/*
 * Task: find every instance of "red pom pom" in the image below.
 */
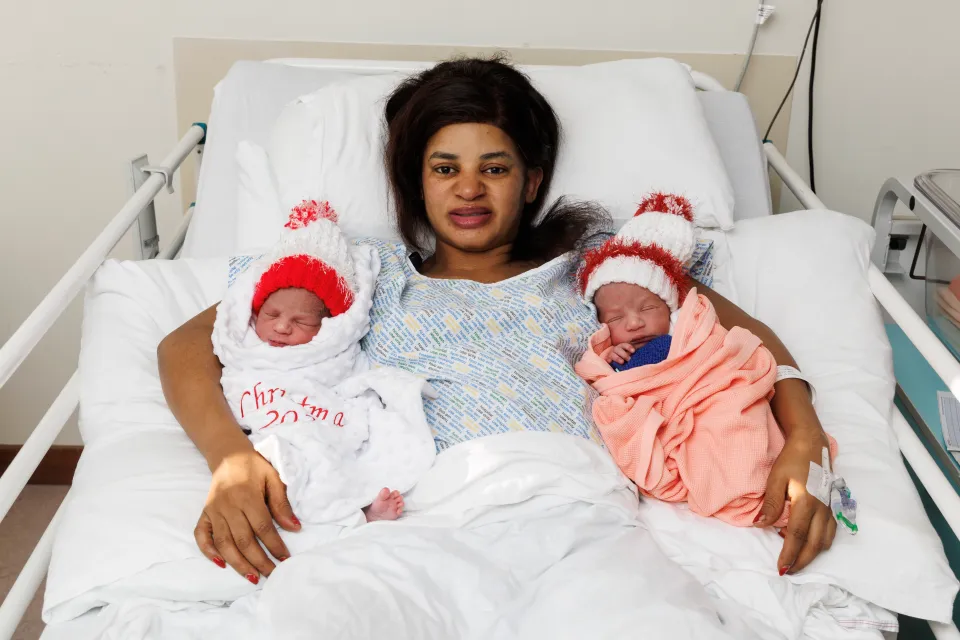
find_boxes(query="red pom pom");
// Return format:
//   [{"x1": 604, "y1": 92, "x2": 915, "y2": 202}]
[
  {"x1": 285, "y1": 200, "x2": 339, "y2": 230},
  {"x1": 635, "y1": 192, "x2": 693, "y2": 222}
]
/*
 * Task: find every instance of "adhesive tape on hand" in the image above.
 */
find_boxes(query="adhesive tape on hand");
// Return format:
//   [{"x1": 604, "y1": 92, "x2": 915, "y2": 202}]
[{"x1": 805, "y1": 447, "x2": 833, "y2": 507}]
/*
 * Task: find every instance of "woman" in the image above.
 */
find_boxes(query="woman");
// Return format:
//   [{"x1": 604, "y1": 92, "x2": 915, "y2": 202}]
[{"x1": 158, "y1": 56, "x2": 835, "y2": 586}]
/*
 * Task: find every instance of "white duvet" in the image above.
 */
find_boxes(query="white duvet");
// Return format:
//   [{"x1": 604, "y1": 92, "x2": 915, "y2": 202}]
[{"x1": 62, "y1": 434, "x2": 892, "y2": 640}]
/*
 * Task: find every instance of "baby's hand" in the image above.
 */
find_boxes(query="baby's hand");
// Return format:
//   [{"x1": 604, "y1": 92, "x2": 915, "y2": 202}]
[{"x1": 607, "y1": 343, "x2": 636, "y2": 365}]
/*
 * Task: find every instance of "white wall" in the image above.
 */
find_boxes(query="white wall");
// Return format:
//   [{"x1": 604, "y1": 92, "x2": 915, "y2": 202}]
[
  {"x1": 780, "y1": 0, "x2": 960, "y2": 215},
  {"x1": 0, "y1": 0, "x2": 956, "y2": 445}
]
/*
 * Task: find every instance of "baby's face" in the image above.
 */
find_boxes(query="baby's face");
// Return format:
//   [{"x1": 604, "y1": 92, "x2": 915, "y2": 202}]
[
  {"x1": 594, "y1": 282, "x2": 671, "y2": 347},
  {"x1": 254, "y1": 288, "x2": 330, "y2": 347}
]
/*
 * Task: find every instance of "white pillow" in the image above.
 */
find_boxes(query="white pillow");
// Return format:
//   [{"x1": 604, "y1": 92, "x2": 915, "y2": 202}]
[
  {"x1": 76, "y1": 259, "x2": 225, "y2": 444},
  {"x1": 722, "y1": 210, "x2": 957, "y2": 622},
  {"x1": 534, "y1": 58, "x2": 734, "y2": 230},
  {"x1": 49, "y1": 258, "x2": 248, "y2": 622},
  {"x1": 235, "y1": 74, "x2": 405, "y2": 253},
  {"x1": 238, "y1": 58, "x2": 735, "y2": 254}
]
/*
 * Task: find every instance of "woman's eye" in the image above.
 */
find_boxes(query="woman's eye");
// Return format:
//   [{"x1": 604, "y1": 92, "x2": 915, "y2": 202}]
[
  {"x1": 484, "y1": 166, "x2": 507, "y2": 175},
  {"x1": 434, "y1": 165, "x2": 455, "y2": 175}
]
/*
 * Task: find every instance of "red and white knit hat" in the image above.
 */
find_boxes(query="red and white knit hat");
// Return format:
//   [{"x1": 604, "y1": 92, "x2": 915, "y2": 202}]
[
  {"x1": 251, "y1": 200, "x2": 356, "y2": 317},
  {"x1": 579, "y1": 193, "x2": 696, "y2": 312}
]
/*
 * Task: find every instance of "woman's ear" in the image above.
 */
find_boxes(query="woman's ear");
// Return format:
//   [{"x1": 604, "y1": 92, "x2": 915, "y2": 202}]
[{"x1": 525, "y1": 167, "x2": 545, "y2": 203}]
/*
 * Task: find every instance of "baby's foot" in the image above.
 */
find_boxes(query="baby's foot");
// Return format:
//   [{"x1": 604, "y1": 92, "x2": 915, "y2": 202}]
[{"x1": 364, "y1": 488, "x2": 404, "y2": 522}]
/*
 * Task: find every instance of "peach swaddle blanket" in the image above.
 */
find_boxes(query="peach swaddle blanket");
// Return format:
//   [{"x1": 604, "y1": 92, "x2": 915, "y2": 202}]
[{"x1": 576, "y1": 289, "x2": 791, "y2": 526}]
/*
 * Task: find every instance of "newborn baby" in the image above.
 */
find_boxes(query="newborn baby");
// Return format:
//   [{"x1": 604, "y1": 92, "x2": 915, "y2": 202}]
[
  {"x1": 593, "y1": 282, "x2": 672, "y2": 371},
  {"x1": 251, "y1": 285, "x2": 404, "y2": 521},
  {"x1": 212, "y1": 200, "x2": 435, "y2": 532},
  {"x1": 576, "y1": 193, "x2": 836, "y2": 527},
  {"x1": 254, "y1": 286, "x2": 329, "y2": 348}
]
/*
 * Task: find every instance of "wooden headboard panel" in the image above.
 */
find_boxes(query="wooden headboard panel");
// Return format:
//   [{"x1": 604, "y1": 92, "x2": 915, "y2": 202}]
[{"x1": 173, "y1": 38, "x2": 796, "y2": 211}]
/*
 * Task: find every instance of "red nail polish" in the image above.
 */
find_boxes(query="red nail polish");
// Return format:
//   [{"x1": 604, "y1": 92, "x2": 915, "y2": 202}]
[
  {"x1": 752, "y1": 513, "x2": 763, "y2": 525},
  {"x1": 278, "y1": 556, "x2": 288, "y2": 562},
  {"x1": 778, "y1": 565, "x2": 791, "y2": 576},
  {"x1": 212, "y1": 556, "x2": 226, "y2": 569},
  {"x1": 777, "y1": 529, "x2": 786, "y2": 539},
  {"x1": 291, "y1": 515, "x2": 301, "y2": 527},
  {"x1": 246, "y1": 573, "x2": 259, "y2": 585}
]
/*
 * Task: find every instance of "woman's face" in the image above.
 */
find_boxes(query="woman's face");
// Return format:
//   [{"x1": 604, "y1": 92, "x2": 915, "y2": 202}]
[{"x1": 421, "y1": 123, "x2": 543, "y2": 253}]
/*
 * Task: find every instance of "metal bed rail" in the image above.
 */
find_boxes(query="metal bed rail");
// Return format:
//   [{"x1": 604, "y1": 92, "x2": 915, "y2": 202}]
[
  {"x1": 765, "y1": 141, "x2": 960, "y2": 639},
  {"x1": 0, "y1": 125, "x2": 204, "y2": 639}
]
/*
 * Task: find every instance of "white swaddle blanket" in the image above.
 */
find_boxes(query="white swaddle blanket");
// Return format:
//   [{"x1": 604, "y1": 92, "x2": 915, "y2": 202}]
[{"x1": 212, "y1": 243, "x2": 436, "y2": 525}]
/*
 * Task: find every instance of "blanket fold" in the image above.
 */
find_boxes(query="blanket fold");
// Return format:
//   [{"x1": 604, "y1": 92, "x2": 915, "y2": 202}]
[{"x1": 577, "y1": 289, "x2": 796, "y2": 526}]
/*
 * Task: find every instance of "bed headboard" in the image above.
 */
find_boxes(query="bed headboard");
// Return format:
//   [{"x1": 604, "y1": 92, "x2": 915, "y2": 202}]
[{"x1": 172, "y1": 38, "x2": 797, "y2": 212}]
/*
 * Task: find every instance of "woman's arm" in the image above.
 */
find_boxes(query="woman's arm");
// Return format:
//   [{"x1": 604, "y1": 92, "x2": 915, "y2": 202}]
[
  {"x1": 158, "y1": 305, "x2": 248, "y2": 466},
  {"x1": 695, "y1": 279, "x2": 837, "y2": 575},
  {"x1": 158, "y1": 305, "x2": 300, "y2": 580}
]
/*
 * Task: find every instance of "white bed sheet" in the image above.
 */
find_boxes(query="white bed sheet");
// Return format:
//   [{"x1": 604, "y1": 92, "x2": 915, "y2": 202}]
[{"x1": 181, "y1": 60, "x2": 771, "y2": 260}]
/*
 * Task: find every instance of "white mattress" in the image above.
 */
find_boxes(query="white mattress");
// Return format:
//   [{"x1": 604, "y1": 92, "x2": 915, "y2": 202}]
[{"x1": 180, "y1": 61, "x2": 771, "y2": 260}]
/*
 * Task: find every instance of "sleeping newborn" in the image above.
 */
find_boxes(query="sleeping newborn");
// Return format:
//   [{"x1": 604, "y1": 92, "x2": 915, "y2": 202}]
[
  {"x1": 577, "y1": 193, "x2": 837, "y2": 527},
  {"x1": 592, "y1": 281, "x2": 672, "y2": 371},
  {"x1": 250, "y1": 285, "x2": 404, "y2": 521},
  {"x1": 253, "y1": 286, "x2": 329, "y2": 348},
  {"x1": 212, "y1": 200, "x2": 436, "y2": 528}
]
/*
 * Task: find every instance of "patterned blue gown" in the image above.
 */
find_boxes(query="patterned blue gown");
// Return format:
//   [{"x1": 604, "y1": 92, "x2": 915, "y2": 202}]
[{"x1": 360, "y1": 240, "x2": 606, "y2": 452}]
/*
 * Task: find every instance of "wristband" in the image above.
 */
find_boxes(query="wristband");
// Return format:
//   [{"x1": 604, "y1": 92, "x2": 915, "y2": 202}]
[{"x1": 775, "y1": 365, "x2": 817, "y2": 405}]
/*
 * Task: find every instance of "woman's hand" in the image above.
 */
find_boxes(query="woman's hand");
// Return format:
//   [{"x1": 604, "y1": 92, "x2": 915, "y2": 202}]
[
  {"x1": 755, "y1": 426, "x2": 837, "y2": 575},
  {"x1": 194, "y1": 448, "x2": 301, "y2": 582}
]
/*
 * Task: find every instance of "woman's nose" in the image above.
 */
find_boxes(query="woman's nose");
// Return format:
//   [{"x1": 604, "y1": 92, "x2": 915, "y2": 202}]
[{"x1": 455, "y1": 172, "x2": 484, "y2": 200}]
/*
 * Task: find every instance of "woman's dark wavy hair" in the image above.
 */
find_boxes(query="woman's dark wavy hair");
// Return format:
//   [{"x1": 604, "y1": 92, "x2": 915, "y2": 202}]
[{"x1": 384, "y1": 54, "x2": 610, "y2": 262}]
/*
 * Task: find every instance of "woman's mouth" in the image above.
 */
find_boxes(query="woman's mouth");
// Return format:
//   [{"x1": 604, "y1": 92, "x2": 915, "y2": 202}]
[{"x1": 448, "y1": 206, "x2": 492, "y2": 229}]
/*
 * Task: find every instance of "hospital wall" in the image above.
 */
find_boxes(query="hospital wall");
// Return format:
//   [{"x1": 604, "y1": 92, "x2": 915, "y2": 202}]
[{"x1": 0, "y1": 0, "x2": 957, "y2": 446}]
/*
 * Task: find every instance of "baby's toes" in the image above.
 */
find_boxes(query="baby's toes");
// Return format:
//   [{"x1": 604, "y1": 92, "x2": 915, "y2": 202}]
[{"x1": 378, "y1": 487, "x2": 390, "y2": 501}]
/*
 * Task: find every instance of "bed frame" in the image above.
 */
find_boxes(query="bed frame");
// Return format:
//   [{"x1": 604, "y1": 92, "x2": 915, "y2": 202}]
[{"x1": 1, "y1": 64, "x2": 959, "y2": 640}]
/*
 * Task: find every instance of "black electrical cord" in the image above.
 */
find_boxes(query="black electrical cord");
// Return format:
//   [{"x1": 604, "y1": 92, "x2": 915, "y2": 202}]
[
  {"x1": 807, "y1": 0, "x2": 824, "y2": 193},
  {"x1": 763, "y1": 2, "x2": 824, "y2": 144}
]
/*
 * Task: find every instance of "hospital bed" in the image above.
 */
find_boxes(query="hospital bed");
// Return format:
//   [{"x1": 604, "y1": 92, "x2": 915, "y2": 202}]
[{"x1": 1, "y1": 56, "x2": 959, "y2": 639}]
